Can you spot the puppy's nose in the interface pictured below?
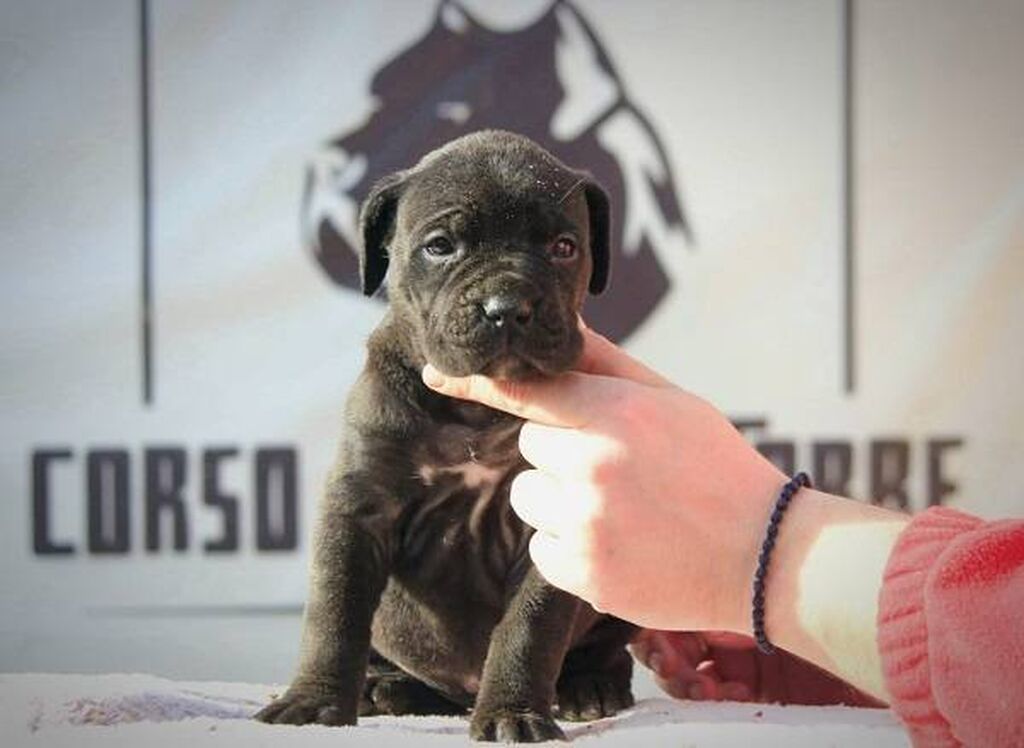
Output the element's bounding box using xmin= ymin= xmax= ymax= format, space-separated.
xmin=481 ymin=294 xmax=534 ymax=329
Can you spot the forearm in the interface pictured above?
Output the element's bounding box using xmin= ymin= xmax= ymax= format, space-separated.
xmin=754 ymin=488 xmax=908 ymax=701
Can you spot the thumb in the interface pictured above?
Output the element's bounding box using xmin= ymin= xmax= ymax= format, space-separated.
xmin=422 ymin=364 xmax=613 ymax=428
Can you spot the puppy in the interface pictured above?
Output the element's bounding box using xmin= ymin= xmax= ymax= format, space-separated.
xmin=256 ymin=130 xmax=635 ymax=742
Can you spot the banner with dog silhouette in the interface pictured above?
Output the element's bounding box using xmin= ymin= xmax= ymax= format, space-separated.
xmin=1 ymin=0 xmax=1021 ymax=684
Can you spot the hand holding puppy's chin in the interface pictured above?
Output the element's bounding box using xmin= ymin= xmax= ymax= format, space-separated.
xmin=422 ymin=357 xmax=544 ymax=388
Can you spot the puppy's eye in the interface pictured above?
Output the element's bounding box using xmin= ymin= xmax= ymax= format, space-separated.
xmin=550 ymin=236 xmax=577 ymax=261
xmin=422 ymin=236 xmax=456 ymax=258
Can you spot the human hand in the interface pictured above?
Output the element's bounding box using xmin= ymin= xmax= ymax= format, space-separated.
xmin=421 ymin=322 xmax=786 ymax=633
xmin=630 ymin=629 xmax=883 ymax=706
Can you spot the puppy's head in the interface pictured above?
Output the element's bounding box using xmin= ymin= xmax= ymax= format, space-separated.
xmin=359 ymin=130 xmax=610 ymax=380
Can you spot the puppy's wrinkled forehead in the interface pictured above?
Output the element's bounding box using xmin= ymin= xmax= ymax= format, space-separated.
xmin=398 ymin=139 xmax=587 ymax=238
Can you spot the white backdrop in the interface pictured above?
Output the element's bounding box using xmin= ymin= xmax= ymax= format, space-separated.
xmin=1 ymin=0 xmax=1022 ymax=684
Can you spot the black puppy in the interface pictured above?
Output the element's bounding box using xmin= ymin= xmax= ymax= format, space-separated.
xmin=256 ymin=130 xmax=635 ymax=742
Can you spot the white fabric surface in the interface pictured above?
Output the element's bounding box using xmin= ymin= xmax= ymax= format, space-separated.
xmin=0 ymin=673 xmax=910 ymax=747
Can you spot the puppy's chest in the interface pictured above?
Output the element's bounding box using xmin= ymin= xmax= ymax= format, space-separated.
xmin=398 ymin=419 xmax=528 ymax=568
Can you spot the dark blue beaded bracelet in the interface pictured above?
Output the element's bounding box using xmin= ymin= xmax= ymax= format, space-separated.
xmin=752 ymin=472 xmax=812 ymax=654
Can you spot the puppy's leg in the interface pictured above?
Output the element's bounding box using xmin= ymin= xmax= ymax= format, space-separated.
xmin=470 ymin=567 xmax=581 ymax=743
xmin=361 ymin=649 xmax=467 ymax=717
xmin=556 ymin=618 xmax=636 ymax=721
xmin=255 ymin=476 xmax=392 ymax=727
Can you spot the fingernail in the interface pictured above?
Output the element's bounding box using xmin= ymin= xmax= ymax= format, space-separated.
xmin=721 ymin=683 xmax=751 ymax=702
xmin=648 ymin=652 xmax=664 ymax=675
xmin=508 ymin=493 xmax=524 ymax=518
xmin=422 ymin=364 xmax=444 ymax=388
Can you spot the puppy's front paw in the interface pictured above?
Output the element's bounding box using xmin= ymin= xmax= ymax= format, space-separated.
xmin=469 ymin=707 xmax=565 ymax=742
xmin=361 ymin=671 xmax=466 ymax=716
xmin=556 ymin=672 xmax=634 ymax=721
xmin=254 ymin=683 xmax=356 ymax=727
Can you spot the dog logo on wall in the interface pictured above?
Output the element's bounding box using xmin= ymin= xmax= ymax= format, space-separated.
xmin=303 ymin=0 xmax=690 ymax=342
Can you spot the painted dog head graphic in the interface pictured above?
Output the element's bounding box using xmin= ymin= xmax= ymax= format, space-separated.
xmin=303 ymin=0 xmax=690 ymax=341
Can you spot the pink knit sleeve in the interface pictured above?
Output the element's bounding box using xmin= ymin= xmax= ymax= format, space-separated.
xmin=877 ymin=506 xmax=1024 ymax=747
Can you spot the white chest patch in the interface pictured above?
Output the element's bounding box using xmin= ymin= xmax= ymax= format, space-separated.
xmin=417 ymin=461 xmax=508 ymax=535
xmin=418 ymin=462 xmax=503 ymax=490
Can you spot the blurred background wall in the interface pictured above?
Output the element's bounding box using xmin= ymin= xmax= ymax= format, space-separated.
xmin=2 ymin=0 xmax=1021 ymax=685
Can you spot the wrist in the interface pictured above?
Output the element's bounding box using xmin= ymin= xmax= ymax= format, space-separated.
xmin=755 ymin=488 xmax=908 ymax=699
xmin=719 ymin=456 xmax=789 ymax=634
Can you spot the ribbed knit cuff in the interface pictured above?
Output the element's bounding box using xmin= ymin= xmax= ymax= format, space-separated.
xmin=877 ymin=507 xmax=983 ymax=748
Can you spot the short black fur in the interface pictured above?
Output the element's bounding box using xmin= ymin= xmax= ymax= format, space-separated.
xmin=256 ymin=131 xmax=634 ymax=742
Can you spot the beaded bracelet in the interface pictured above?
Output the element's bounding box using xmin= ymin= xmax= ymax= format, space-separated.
xmin=751 ymin=471 xmax=812 ymax=654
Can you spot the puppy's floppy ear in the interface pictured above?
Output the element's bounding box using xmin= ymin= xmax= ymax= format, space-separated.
xmin=358 ymin=171 xmax=406 ymax=296
xmin=583 ymin=179 xmax=612 ymax=295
